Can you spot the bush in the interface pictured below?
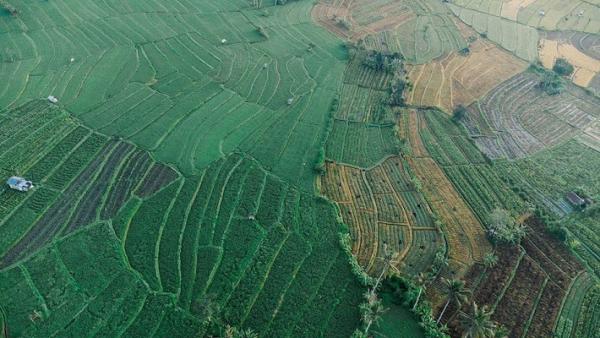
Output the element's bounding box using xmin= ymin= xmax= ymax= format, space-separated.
xmin=539 ymin=71 xmax=563 ymax=96
xmin=553 ymin=58 xmax=574 ymax=77
xmin=388 ymin=79 xmax=407 ymax=107
xmin=451 ymin=105 xmax=467 ymax=123
xmin=363 ymin=50 xmax=403 ymax=74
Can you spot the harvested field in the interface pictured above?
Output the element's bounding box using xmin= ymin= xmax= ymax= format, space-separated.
xmin=448 ymin=3 xmax=540 ymax=62
xmin=539 ymin=39 xmax=600 ymax=87
xmin=320 ymin=157 xmax=442 ymax=276
xmin=451 ymin=0 xmax=600 ymax=34
xmin=406 ymin=33 xmax=527 ymax=113
xmin=313 ymin=0 xmax=466 ymax=64
xmin=409 ymin=158 xmax=490 ymax=274
xmin=461 ymin=71 xmax=600 ymax=159
xmin=501 ymin=0 xmax=539 ymax=20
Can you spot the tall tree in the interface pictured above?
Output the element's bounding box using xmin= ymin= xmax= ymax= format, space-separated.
xmin=360 ymin=291 xmax=386 ymax=335
xmin=412 ymin=272 xmax=428 ymax=311
xmin=459 ymin=302 xmax=497 ymax=338
xmin=483 ymin=252 xmax=498 ymax=270
xmin=437 ymin=278 xmax=470 ymax=323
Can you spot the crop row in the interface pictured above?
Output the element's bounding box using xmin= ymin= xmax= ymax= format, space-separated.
xmin=326 ymin=120 xmax=400 ymax=168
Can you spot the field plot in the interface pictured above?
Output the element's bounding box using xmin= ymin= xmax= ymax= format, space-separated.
xmin=461 ymin=71 xmax=600 ymax=160
xmin=313 ymin=0 xmax=466 ymax=64
xmin=0 ymin=101 xmax=364 ymax=337
xmin=540 ymin=30 xmax=600 ymax=92
xmin=555 ymin=272 xmax=600 ymax=338
xmin=401 ymin=109 xmax=491 ymax=289
xmin=413 ymin=109 xmax=522 ymax=222
xmin=0 ymin=0 xmax=346 ymax=190
xmin=326 ymin=120 xmax=400 ymax=168
xmin=495 ymin=139 xmax=600 ymax=217
xmin=405 ymin=29 xmax=527 ymax=113
xmin=336 ymin=53 xmax=397 ymax=123
xmin=320 ymin=157 xmax=442 ymax=276
xmin=448 ymin=3 xmax=540 ymax=61
xmin=450 ymin=0 xmax=600 ymax=34
xmin=446 ymin=217 xmax=584 ymax=338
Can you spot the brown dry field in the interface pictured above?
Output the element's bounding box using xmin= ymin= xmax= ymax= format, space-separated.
xmin=406 ymin=110 xmax=490 ymax=275
xmin=320 ymin=157 xmax=440 ymax=276
xmin=405 ymin=34 xmax=527 ymax=114
xmin=311 ymin=0 xmax=415 ymax=42
xmin=539 ymin=39 xmax=600 ymax=87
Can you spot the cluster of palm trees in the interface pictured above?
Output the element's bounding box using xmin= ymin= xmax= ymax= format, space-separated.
xmin=435 ymin=276 xmax=505 ymax=338
xmin=408 ymin=251 xmax=502 ymax=338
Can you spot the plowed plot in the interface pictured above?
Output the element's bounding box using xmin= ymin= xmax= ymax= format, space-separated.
xmin=406 ymin=35 xmax=527 ymax=113
xmin=321 ymin=157 xmax=441 ymax=276
xmin=313 ymin=0 xmax=466 ymax=64
xmin=448 ymin=217 xmax=584 ymax=338
xmin=461 ymin=72 xmax=600 ymax=159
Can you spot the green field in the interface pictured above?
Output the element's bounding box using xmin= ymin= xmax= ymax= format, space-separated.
xmin=0 ymin=100 xmax=364 ymax=337
xmin=0 ymin=0 xmax=349 ymax=190
xmin=1 ymin=0 xmax=600 ymax=337
xmin=361 ymin=0 xmax=467 ymax=64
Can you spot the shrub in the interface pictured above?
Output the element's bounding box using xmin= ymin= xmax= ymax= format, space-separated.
xmin=451 ymin=105 xmax=467 ymax=123
xmin=553 ymin=58 xmax=574 ymax=77
xmin=363 ymin=50 xmax=403 ymax=74
xmin=538 ymin=71 xmax=563 ymax=96
xmin=388 ymin=79 xmax=407 ymax=107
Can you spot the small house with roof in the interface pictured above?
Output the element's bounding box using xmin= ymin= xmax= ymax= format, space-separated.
xmin=6 ymin=177 xmax=33 ymax=192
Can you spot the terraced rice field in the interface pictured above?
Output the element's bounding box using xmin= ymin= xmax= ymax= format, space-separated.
xmin=414 ymin=109 xmax=522 ymax=222
xmin=450 ymin=0 xmax=600 ymax=34
xmin=495 ymin=139 xmax=600 ymax=216
xmin=320 ymin=157 xmax=442 ymax=276
xmin=555 ymin=272 xmax=600 ymax=338
xmin=0 ymin=0 xmax=347 ymax=190
xmin=313 ymin=0 xmax=467 ymax=64
xmin=461 ymin=71 xmax=600 ymax=160
xmin=448 ymin=3 xmax=540 ymax=62
xmin=326 ymin=120 xmax=400 ymax=168
xmin=0 ymin=101 xmax=363 ymax=337
xmin=405 ymin=26 xmax=527 ymax=113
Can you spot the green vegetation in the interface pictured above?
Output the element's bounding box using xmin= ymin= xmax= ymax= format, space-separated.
xmin=326 ymin=121 xmax=400 ymax=167
xmin=539 ymin=70 xmax=565 ymax=95
xmin=419 ymin=109 xmax=523 ymax=222
xmin=0 ymin=101 xmax=364 ymax=337
xmin=553 ymin=58 xmax=575 ymax=77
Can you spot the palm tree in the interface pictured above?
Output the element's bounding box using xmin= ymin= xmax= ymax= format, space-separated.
xmin=437 ymin=278 xmax=470 ymax=323
xmin=483 ymin=252 xmax=498 ymax=270
xmin=412 ymin=272 xmax=428 ymax=311
xmin=361 ymin=291 xmax=386 ymax=335
xmin=459 ymin=302 xmax=497 ymax=338
xmin=224 ymin=325 xmax=259 ymax=338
